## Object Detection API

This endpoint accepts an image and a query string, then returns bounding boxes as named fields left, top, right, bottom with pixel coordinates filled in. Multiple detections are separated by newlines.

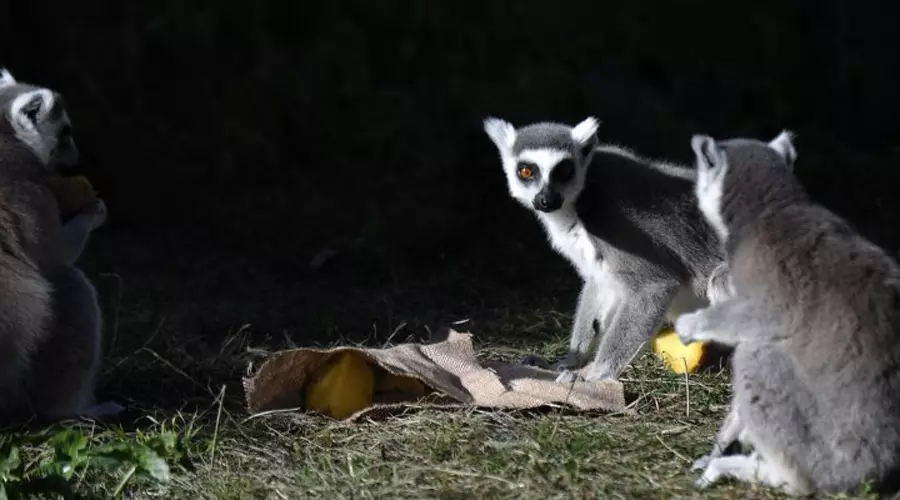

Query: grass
left=2, top=339, right=872, bottom=500
left=0, top=227, right=888, bottom=500
left=5, top=337, right=742, bottom=499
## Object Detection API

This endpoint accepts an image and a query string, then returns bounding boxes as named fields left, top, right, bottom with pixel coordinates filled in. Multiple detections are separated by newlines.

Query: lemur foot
left=80, top=401, right=125, bottom=419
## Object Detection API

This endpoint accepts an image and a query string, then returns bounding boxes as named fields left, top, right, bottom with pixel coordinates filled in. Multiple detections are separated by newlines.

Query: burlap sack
left=243, top=329, right=626, bottom=422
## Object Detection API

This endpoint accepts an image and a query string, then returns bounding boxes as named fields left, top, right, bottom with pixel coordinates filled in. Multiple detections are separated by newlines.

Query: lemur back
left=0, top=76, right=68, bottom=416
left=729, top=154, right=900, bottom=494
left=577, top=146, right=721, bottom=294
left=0, top=139, right=64, bottom=264
left=484, top=117, right=725, bottom=382
left=678, top=131, right=900, bottom=495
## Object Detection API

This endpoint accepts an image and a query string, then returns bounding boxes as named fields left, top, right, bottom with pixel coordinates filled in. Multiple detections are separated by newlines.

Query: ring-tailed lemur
left=0, top=67, right=122, bottom=422
left=676, top=131, right=900, bottom=496
left=483, top=116, right=725, bottom=382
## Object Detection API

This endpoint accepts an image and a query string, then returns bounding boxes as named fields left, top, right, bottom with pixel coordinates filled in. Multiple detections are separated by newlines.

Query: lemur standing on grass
left=483, top=116, right=725, bottom=383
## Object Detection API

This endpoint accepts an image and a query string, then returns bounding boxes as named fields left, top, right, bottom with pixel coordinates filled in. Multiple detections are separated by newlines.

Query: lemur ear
left=768, top=129, right=798, bottom=170
left=10, top=89, right=53, bottom=132
left=691, top=134, right=722, bottom=173
left=571, top=116, right=600, bottom=146
left=0, top=67, right=15, bottom=88
left=483, top=116, right=517, bottom=153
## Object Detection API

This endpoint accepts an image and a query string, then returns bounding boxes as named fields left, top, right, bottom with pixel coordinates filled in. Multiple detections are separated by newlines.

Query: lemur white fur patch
left=692, top=135, right=730, bottom=242
left=9, top=89, right=57, bottom=165
left=482, top=117, right=517, bottom=152
left=593, top=259, right=629, bottom=329
left=768, top=130, right=798, bottom=169
left=571, top=116, right=600, bottom=144
left=536, top=209, right=597, bottom=280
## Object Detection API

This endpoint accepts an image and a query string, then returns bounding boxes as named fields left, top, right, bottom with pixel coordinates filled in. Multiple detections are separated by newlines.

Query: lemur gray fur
left=0, top=67, right=121, bottom=422
left=483, top=116, right=725, bottom=382
left=676, top=130, right=900, bottom=496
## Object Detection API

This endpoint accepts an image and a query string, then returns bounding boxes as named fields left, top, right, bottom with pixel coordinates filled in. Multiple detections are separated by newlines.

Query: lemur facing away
left=0, top=67, right=121, bottom=422
left=676, top=131, right=900, bottom=496
left=483, top=117, right=725, bottom=383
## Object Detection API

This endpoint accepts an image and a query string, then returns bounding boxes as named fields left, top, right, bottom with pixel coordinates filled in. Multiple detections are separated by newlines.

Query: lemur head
left=483, top=116, right=600, bottom=214
left=0, top=67, right=79, bottom=169
left=690, top=130, right=799, bottom=243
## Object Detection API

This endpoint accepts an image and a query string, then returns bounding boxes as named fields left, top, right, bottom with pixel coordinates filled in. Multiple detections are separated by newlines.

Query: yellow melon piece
left=49, top=175, right=97, bottom=218
left=652, top=328, right=707, bottom=374
left=304, top=351, right=375, bottom=420
left=374, top=371, right=428, bottom=398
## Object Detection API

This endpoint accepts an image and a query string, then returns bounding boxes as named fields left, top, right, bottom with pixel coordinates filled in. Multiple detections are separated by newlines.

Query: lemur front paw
left=694, top=456, right=729, bottom=490
left=690, top=453, right=715, bottom=472
left=581, top=364, right=616, bottom=383
left=80, top=401, right=125, bottom=419
left=555, top=369, right=582, bottom=384
left=77, top=199, right=107, bottom=230
left=675, top=310, right=707, bottom=345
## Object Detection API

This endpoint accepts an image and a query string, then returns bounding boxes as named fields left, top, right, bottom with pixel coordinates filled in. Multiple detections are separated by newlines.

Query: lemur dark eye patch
left=550, top=158, right=575, bottom=183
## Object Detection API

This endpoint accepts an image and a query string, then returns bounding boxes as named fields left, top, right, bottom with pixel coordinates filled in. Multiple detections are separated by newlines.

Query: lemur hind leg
left=26, top=266, right=122, bottom=420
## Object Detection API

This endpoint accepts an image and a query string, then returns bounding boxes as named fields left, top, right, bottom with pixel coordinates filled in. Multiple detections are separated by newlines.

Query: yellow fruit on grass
left=49, top=175, right=97, bottom=218
left=652, top=328, right=706, bottom=374
left=304, top=351, right=375, bottom=420
left=374, top=371, right=427, bottom=397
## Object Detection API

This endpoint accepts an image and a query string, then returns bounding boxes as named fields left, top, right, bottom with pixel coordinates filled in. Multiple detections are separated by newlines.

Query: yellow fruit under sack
left=374, top=371, right=428, bottom=398
left=652, top=328, right=706, bottom=374
left=49, top=175, right=98, bottom=219
left=304, top=351, right=375, bottom=420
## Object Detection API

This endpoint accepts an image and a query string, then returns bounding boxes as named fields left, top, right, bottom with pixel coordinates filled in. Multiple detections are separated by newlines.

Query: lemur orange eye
left=516, top=162, right=538, bottom=181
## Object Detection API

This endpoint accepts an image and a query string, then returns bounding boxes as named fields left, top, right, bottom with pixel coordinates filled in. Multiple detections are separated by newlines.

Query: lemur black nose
left=533, top=191, right=562, bottom=212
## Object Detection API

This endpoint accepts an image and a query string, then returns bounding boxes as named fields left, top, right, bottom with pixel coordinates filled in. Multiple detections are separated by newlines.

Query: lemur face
left=511, top=148, right=575, bottom=213
left=483, top=116, right=599, bottom=214
left=0, top=68, right=80, bottom=169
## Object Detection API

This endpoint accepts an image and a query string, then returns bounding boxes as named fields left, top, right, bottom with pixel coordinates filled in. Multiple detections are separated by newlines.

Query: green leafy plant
left=0, top=428, right=192, bottom=499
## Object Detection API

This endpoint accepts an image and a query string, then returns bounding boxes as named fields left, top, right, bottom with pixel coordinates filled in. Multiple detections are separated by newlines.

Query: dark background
left=1, top=1, right=898, bottom=407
